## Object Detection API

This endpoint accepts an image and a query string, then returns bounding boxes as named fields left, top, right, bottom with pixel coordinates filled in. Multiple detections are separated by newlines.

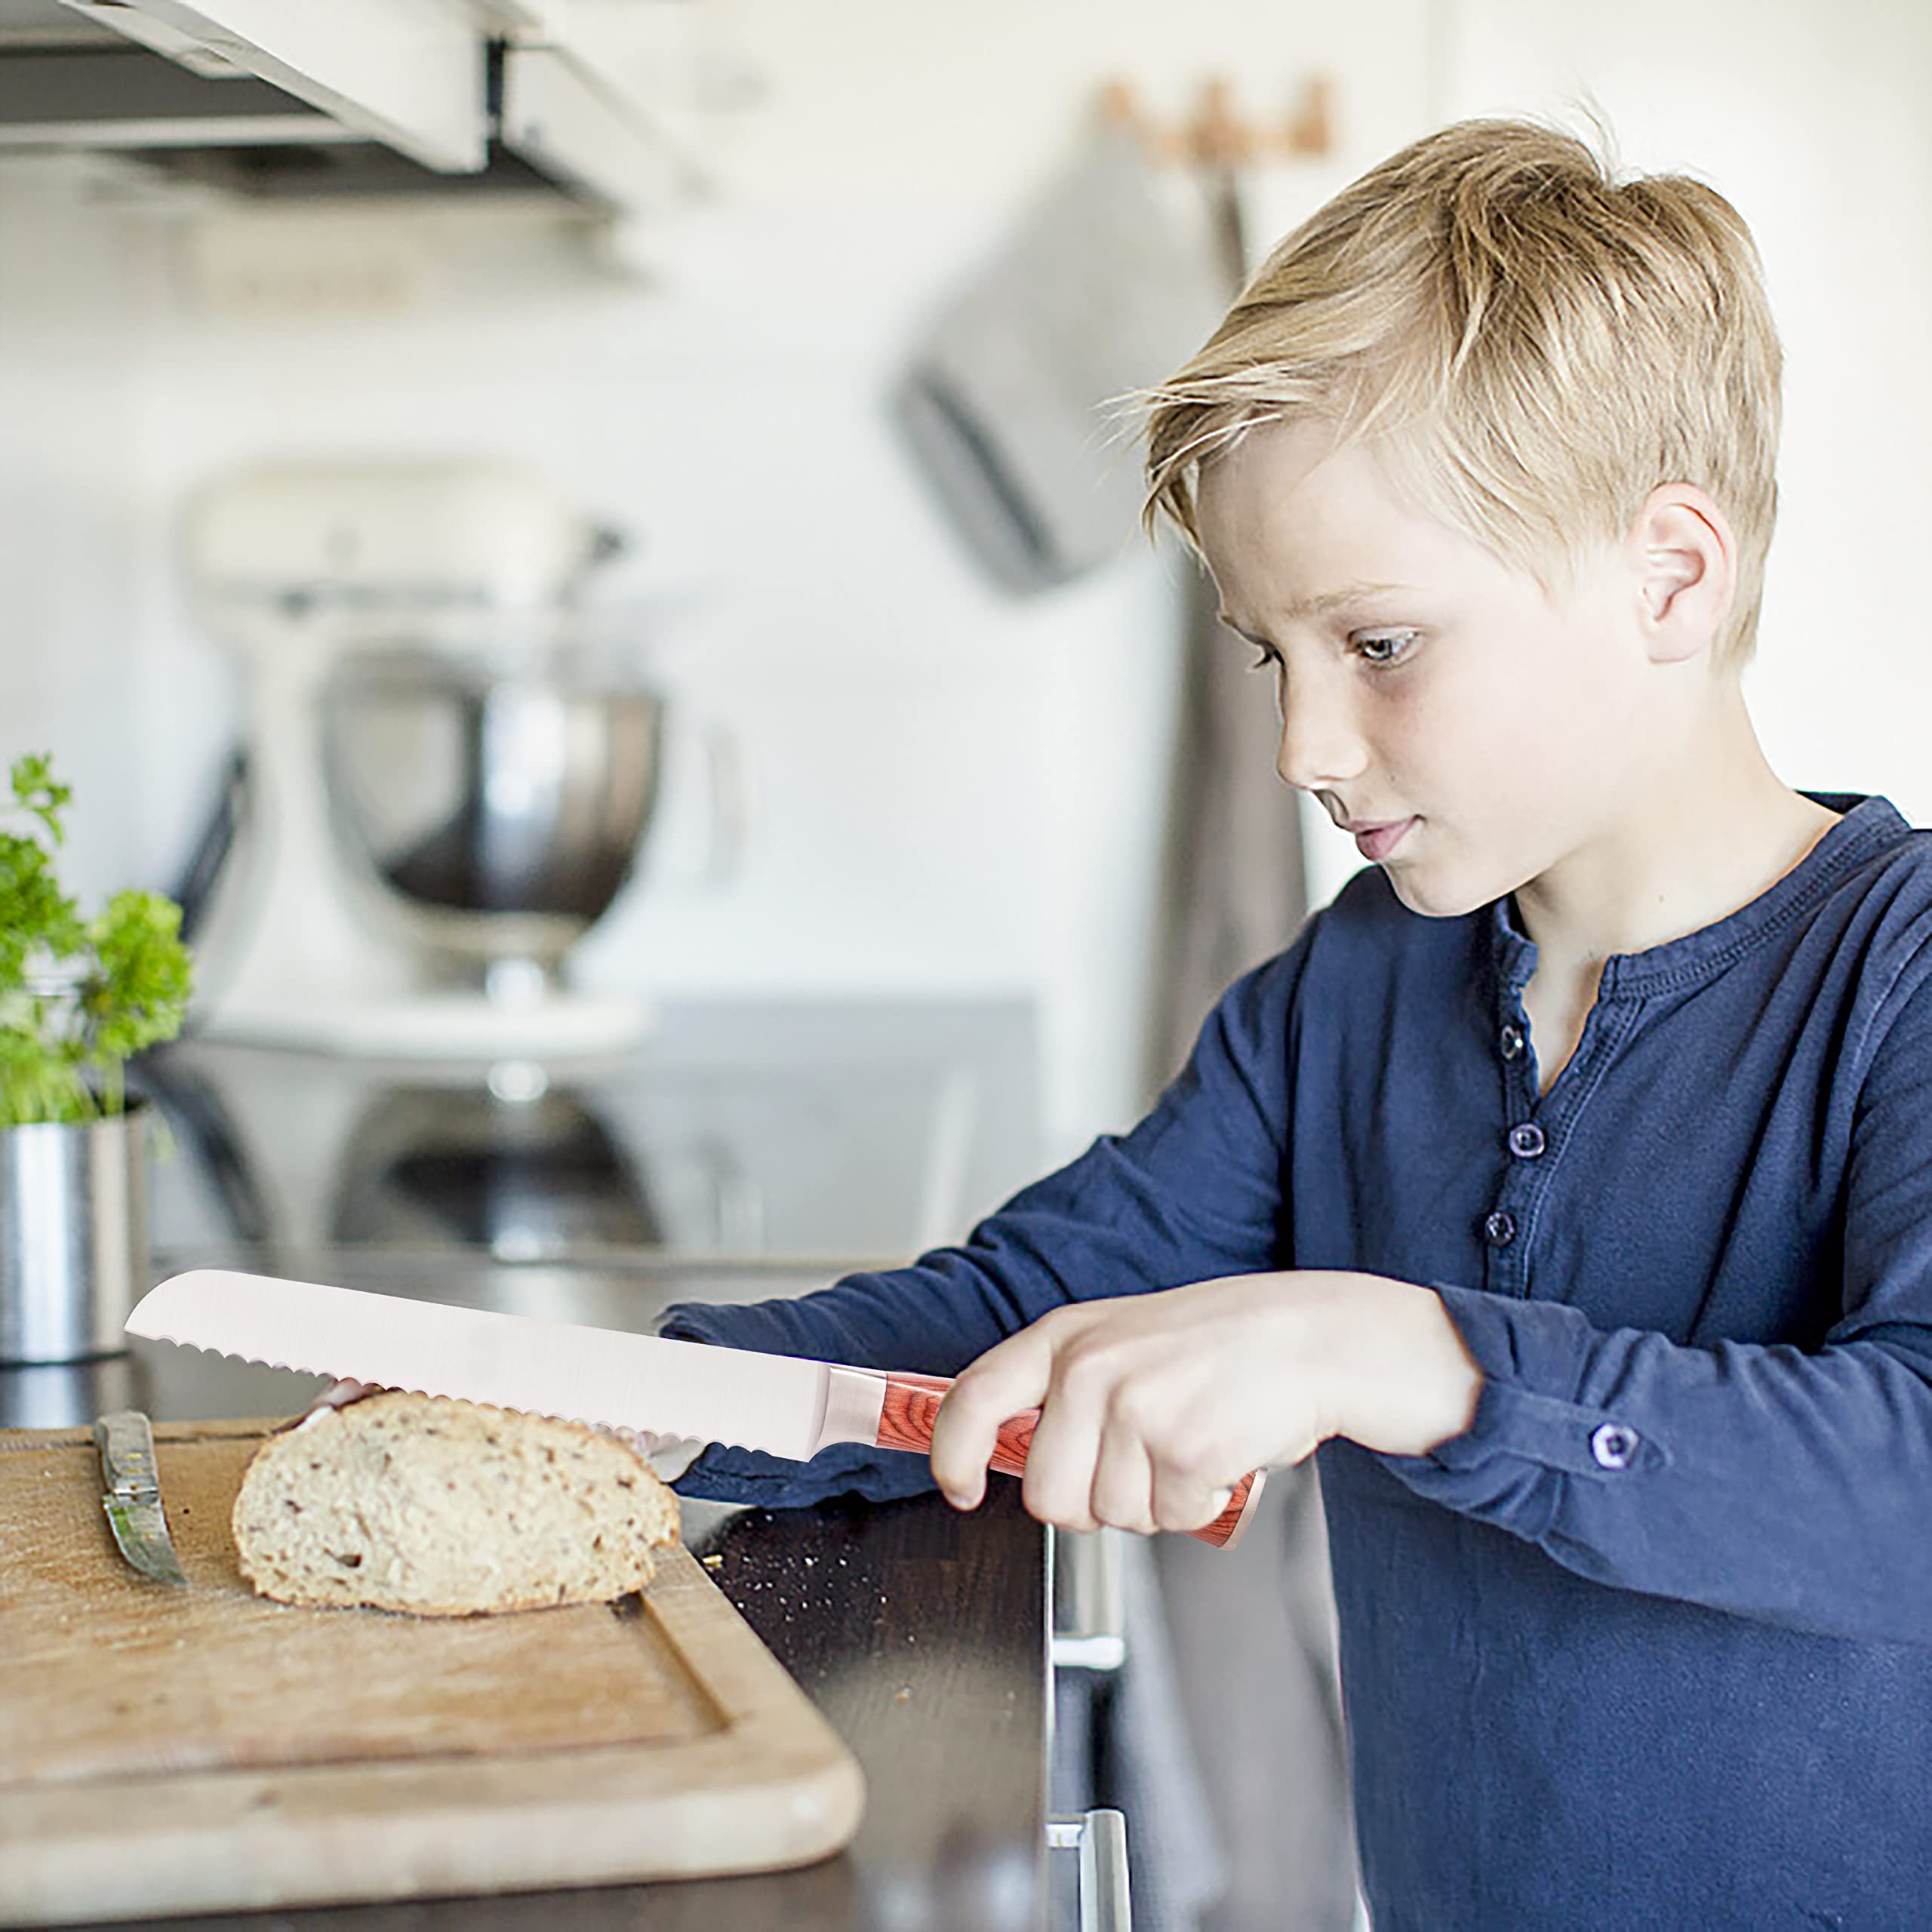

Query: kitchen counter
left=2, top=1251, right=1054, bottom=1932
left=136, top=998, right=1044, bottom=1265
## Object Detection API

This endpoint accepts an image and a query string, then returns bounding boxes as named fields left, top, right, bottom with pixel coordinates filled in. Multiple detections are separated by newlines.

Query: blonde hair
left=1141, top=114, right=1783, bottom=670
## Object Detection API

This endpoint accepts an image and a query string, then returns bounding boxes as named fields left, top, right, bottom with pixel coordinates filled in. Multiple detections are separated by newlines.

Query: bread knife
left=126, top=1269, right=1265, bottom=1549
left=94, top=1409, right=189, bottom=1585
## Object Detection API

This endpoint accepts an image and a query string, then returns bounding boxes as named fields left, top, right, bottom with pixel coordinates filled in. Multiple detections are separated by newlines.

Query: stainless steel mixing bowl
left=318, top=641, right=666, bottom=983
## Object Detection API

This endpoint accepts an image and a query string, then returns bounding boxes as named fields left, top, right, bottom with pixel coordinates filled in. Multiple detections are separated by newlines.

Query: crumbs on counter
left=700, top=1553, right=724, bottom=1571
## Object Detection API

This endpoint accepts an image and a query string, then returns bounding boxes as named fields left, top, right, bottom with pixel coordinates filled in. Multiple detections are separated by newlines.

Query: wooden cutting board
left=0, top=1417, right=866, bottom=1926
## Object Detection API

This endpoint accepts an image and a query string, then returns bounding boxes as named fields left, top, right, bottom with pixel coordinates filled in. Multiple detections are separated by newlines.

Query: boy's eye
left=1354, top=630, right=1417, bottom=666
left=1244, top=632, right=1417, bottom=674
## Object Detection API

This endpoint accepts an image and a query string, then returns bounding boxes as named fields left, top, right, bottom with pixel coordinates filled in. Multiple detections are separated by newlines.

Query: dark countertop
left=3, top=1251, right=1052, bottom=1932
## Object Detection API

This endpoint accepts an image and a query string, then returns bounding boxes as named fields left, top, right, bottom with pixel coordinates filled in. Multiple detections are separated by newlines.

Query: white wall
left=0, top=162, right=165, bottom=910
left=2, top=0, right=1926, bottom=1157
left=0, top=0, right=1432, bottom=1160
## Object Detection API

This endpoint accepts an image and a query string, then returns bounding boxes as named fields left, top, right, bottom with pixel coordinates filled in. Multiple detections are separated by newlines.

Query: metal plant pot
left=0, top=1102, right=152, bottom=1364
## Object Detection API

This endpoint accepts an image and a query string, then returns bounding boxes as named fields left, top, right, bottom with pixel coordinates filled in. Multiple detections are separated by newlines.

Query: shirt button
left=1507, top=1122, right=1546, bottom=1159
left=1483, top=1210, right=1516, bottom=1247
left=1499, top=1024, right=1525, bottom=1060
left=1591, top=1423, right=1639, bottom=1470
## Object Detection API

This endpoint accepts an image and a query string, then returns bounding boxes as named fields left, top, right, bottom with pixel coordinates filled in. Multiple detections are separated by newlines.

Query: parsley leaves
left=0, top=753, right=194, bottom=1126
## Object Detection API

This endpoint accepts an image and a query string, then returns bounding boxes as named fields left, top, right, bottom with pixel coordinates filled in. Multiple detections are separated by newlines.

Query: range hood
left=0, top=0, right=702, bottom=216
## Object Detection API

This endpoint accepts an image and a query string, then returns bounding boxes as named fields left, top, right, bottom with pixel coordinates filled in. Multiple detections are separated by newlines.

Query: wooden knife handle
left=873, top=1369, right=1266, bottom=1549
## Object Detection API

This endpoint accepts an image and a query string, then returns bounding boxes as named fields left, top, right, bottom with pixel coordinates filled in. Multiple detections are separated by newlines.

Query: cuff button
left=1590, top=1422, right=1639, bottom=1470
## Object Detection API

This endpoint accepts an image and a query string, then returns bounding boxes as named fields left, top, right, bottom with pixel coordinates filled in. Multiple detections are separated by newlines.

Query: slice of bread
left=231, top=1391, right=681, bottom=1617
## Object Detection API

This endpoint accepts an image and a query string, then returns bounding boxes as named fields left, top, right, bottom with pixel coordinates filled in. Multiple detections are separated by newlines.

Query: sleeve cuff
left=657, top=1299, right=940, bottom=1511
left=1375, top=1282, right=1666, bottom=1533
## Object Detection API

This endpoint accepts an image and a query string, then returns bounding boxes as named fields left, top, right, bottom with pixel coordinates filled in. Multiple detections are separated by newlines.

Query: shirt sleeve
left=1378, top=964, right=1932, bottom=1649
left=660, top=931, right=1315, bottom=1509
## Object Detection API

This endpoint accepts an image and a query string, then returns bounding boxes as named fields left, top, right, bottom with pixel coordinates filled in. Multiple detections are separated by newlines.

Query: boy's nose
left=1273, top=675, right=1367, bottom=793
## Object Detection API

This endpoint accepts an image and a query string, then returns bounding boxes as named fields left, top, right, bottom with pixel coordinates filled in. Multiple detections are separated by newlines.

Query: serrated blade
left=126, top=1269, right=881, bottom=1462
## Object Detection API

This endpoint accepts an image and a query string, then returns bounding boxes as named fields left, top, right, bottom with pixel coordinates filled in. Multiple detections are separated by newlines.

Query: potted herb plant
left=0, top=752, right=194, bottom=1363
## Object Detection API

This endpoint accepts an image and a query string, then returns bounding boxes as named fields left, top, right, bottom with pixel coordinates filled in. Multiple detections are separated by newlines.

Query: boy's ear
left=1629, top=483, right=1737, bottom=663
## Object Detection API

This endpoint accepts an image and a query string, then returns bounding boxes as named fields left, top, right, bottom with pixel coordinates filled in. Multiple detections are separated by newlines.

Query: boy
left=662, top=116, right=1932, bottom=1927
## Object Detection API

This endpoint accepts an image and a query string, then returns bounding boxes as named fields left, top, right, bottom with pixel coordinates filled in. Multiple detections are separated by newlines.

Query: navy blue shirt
left=664, top=789, right=1932, bottom=1929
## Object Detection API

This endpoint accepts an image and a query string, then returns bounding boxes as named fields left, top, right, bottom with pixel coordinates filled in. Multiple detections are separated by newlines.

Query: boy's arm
left=1370, top=964, right=1932, bottom=1649
left=656, top=932, right=1315, bottom=1509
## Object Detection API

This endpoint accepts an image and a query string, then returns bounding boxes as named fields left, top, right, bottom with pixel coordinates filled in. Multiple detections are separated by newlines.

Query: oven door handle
left=1047, top=1808, right=1131, bottom=1932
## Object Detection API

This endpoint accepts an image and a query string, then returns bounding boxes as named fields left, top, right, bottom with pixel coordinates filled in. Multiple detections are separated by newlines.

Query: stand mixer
left=184, top=458, right=688, bottom=1060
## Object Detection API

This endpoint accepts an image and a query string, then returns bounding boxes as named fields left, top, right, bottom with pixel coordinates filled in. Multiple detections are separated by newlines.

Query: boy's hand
left=926, top=1272, right=1484, bottom=1536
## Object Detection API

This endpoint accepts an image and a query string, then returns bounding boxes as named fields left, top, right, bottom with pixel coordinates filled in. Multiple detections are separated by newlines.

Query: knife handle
left=873, top=1370, right=1266, bottom=1549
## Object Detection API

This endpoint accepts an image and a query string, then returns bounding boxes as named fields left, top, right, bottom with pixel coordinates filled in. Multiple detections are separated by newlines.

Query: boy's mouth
left=1350, top=817, right=1417, bottom=860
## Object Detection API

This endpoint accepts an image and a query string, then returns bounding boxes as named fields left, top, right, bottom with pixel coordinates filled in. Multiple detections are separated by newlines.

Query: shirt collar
left=1487, top=791, right=1912, bottom=998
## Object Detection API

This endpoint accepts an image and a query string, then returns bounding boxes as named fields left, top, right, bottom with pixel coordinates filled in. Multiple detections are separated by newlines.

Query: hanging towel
left=1142, top=156, right=1311, bottom=1089
left=894, top=120, right=1228, bottom=592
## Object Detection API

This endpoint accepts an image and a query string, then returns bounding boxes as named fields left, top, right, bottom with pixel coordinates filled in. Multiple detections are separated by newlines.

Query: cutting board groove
left=0, top=1417, right=864, bottom=1924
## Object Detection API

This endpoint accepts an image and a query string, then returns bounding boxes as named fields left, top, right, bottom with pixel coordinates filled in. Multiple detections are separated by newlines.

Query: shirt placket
left=1481, top=993, right=1627, bottom=1300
